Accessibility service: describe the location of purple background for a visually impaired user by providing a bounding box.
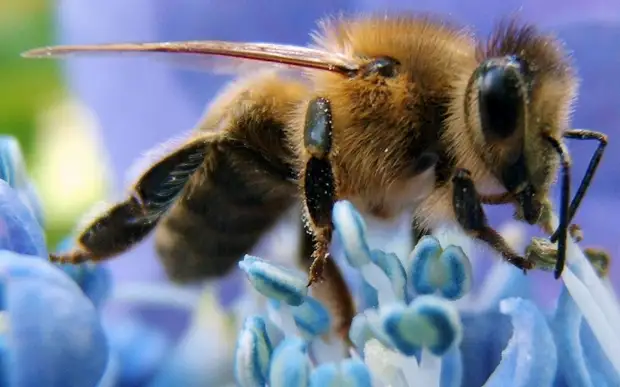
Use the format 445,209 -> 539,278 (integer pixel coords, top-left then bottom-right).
55,0 -> 620,295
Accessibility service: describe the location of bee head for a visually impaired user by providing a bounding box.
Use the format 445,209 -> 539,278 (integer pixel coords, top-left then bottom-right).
465,20 -> 576,224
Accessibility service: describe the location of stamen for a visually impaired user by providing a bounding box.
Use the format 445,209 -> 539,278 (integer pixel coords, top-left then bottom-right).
407,236 -> 472,300
332,201 -> 373,268
239,255 -> 307,306
234,316 -> 272,387
381,295 -> 462,357
268,338 -> 311,387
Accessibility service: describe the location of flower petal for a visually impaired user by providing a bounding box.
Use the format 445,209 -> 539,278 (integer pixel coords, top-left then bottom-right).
349,314 -> 374,354
309,363 -> 340,386
357,280 -> 379,310
333,201 -> 372,268
234,316 -> 273,387
551,285 -> 595,386
440,346 -> 463,387
340,358 -> 373,387
19,180 -> 45,227
581,319 -> 620,386
55,238 -> 112,308
471,263 -> 533,312
269,337 -> 311,387
0,180 -> 47,258
483,298 -> 557,387
309,359 -> 372,387
148,291 -> 237,387
0,137 -> 44,227
459,309 -> 513,387
239,255 -> 307,306
104,317 -> 170,386
0,251 -> 108,387
362,338 -> 412,386
0,136 -> 27,190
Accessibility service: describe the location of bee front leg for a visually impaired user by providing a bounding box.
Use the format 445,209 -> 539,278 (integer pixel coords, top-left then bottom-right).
452,168 -> 534,272
302,97 -> 336,287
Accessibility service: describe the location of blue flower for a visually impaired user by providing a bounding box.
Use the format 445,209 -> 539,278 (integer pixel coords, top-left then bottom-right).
0,135 -> 114,311
0,251 -> 109,386
232,200 -> 619,386
0,139 -> 112,385
54,237 -> 113,309
102,315 -> 172,387
0,137 -> 46,258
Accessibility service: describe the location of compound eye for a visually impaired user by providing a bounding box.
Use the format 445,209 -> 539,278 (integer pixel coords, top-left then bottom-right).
363,57 -> 400,78
477,56 -> 528,140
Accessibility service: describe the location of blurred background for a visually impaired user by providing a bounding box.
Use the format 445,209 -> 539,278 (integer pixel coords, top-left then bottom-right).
2,0 -> 619,297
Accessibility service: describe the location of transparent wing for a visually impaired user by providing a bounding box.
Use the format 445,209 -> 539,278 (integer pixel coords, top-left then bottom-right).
22,41 -> 359,75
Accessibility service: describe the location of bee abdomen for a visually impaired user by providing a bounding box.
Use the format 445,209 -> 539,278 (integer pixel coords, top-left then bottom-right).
154,141 -> 296,283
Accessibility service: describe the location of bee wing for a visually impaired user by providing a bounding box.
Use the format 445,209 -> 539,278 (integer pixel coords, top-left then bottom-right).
21,41 -> 359,75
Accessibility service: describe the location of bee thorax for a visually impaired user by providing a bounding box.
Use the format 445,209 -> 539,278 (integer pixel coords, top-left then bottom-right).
350,166 -> 437,220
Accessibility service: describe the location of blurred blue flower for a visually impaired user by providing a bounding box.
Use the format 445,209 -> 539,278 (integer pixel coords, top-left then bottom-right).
0,136 -> 112,385
1,135 -> 113,310
231,200 -> 619,386
55,237 -> 113,309
0,250 -> 109,386
0,137 -> 46,258
101,315 -> 171,387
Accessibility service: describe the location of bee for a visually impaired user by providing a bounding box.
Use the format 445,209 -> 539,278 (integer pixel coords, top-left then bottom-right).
23,14 -> 607,304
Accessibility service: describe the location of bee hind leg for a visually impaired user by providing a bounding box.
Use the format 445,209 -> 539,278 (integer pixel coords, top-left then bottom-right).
302,97 -> 337,287
452,168 -> 534,272
50,196 -> 157,264
50,135 -> 209,265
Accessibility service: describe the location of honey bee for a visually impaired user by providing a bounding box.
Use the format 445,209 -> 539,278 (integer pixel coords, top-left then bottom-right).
23,14 -> 607,304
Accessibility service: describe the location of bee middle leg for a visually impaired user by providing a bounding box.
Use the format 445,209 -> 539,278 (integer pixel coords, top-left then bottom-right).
302,97 -> 337,286
452,168 -> 534,272
300,225 -> 355,340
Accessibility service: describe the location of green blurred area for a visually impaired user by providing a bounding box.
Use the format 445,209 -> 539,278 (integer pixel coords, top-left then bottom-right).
1,1 -> 73,246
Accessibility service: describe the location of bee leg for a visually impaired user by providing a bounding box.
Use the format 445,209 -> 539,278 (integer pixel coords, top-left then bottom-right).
300,224 -> 355,341
302,97 -> 336,287
50,135 -> 209,265
583,247 -> 611,278
452,168 -> 534,272
549,129 -> 608,242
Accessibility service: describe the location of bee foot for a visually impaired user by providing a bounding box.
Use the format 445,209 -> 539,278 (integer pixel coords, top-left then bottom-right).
307,255 -> 328,287
49,249 -> 90,265
524,237 -> 557,272
568,224 -> 583,242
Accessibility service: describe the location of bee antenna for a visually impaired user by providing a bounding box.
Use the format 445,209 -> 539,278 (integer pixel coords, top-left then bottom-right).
544,135 -> 571,279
